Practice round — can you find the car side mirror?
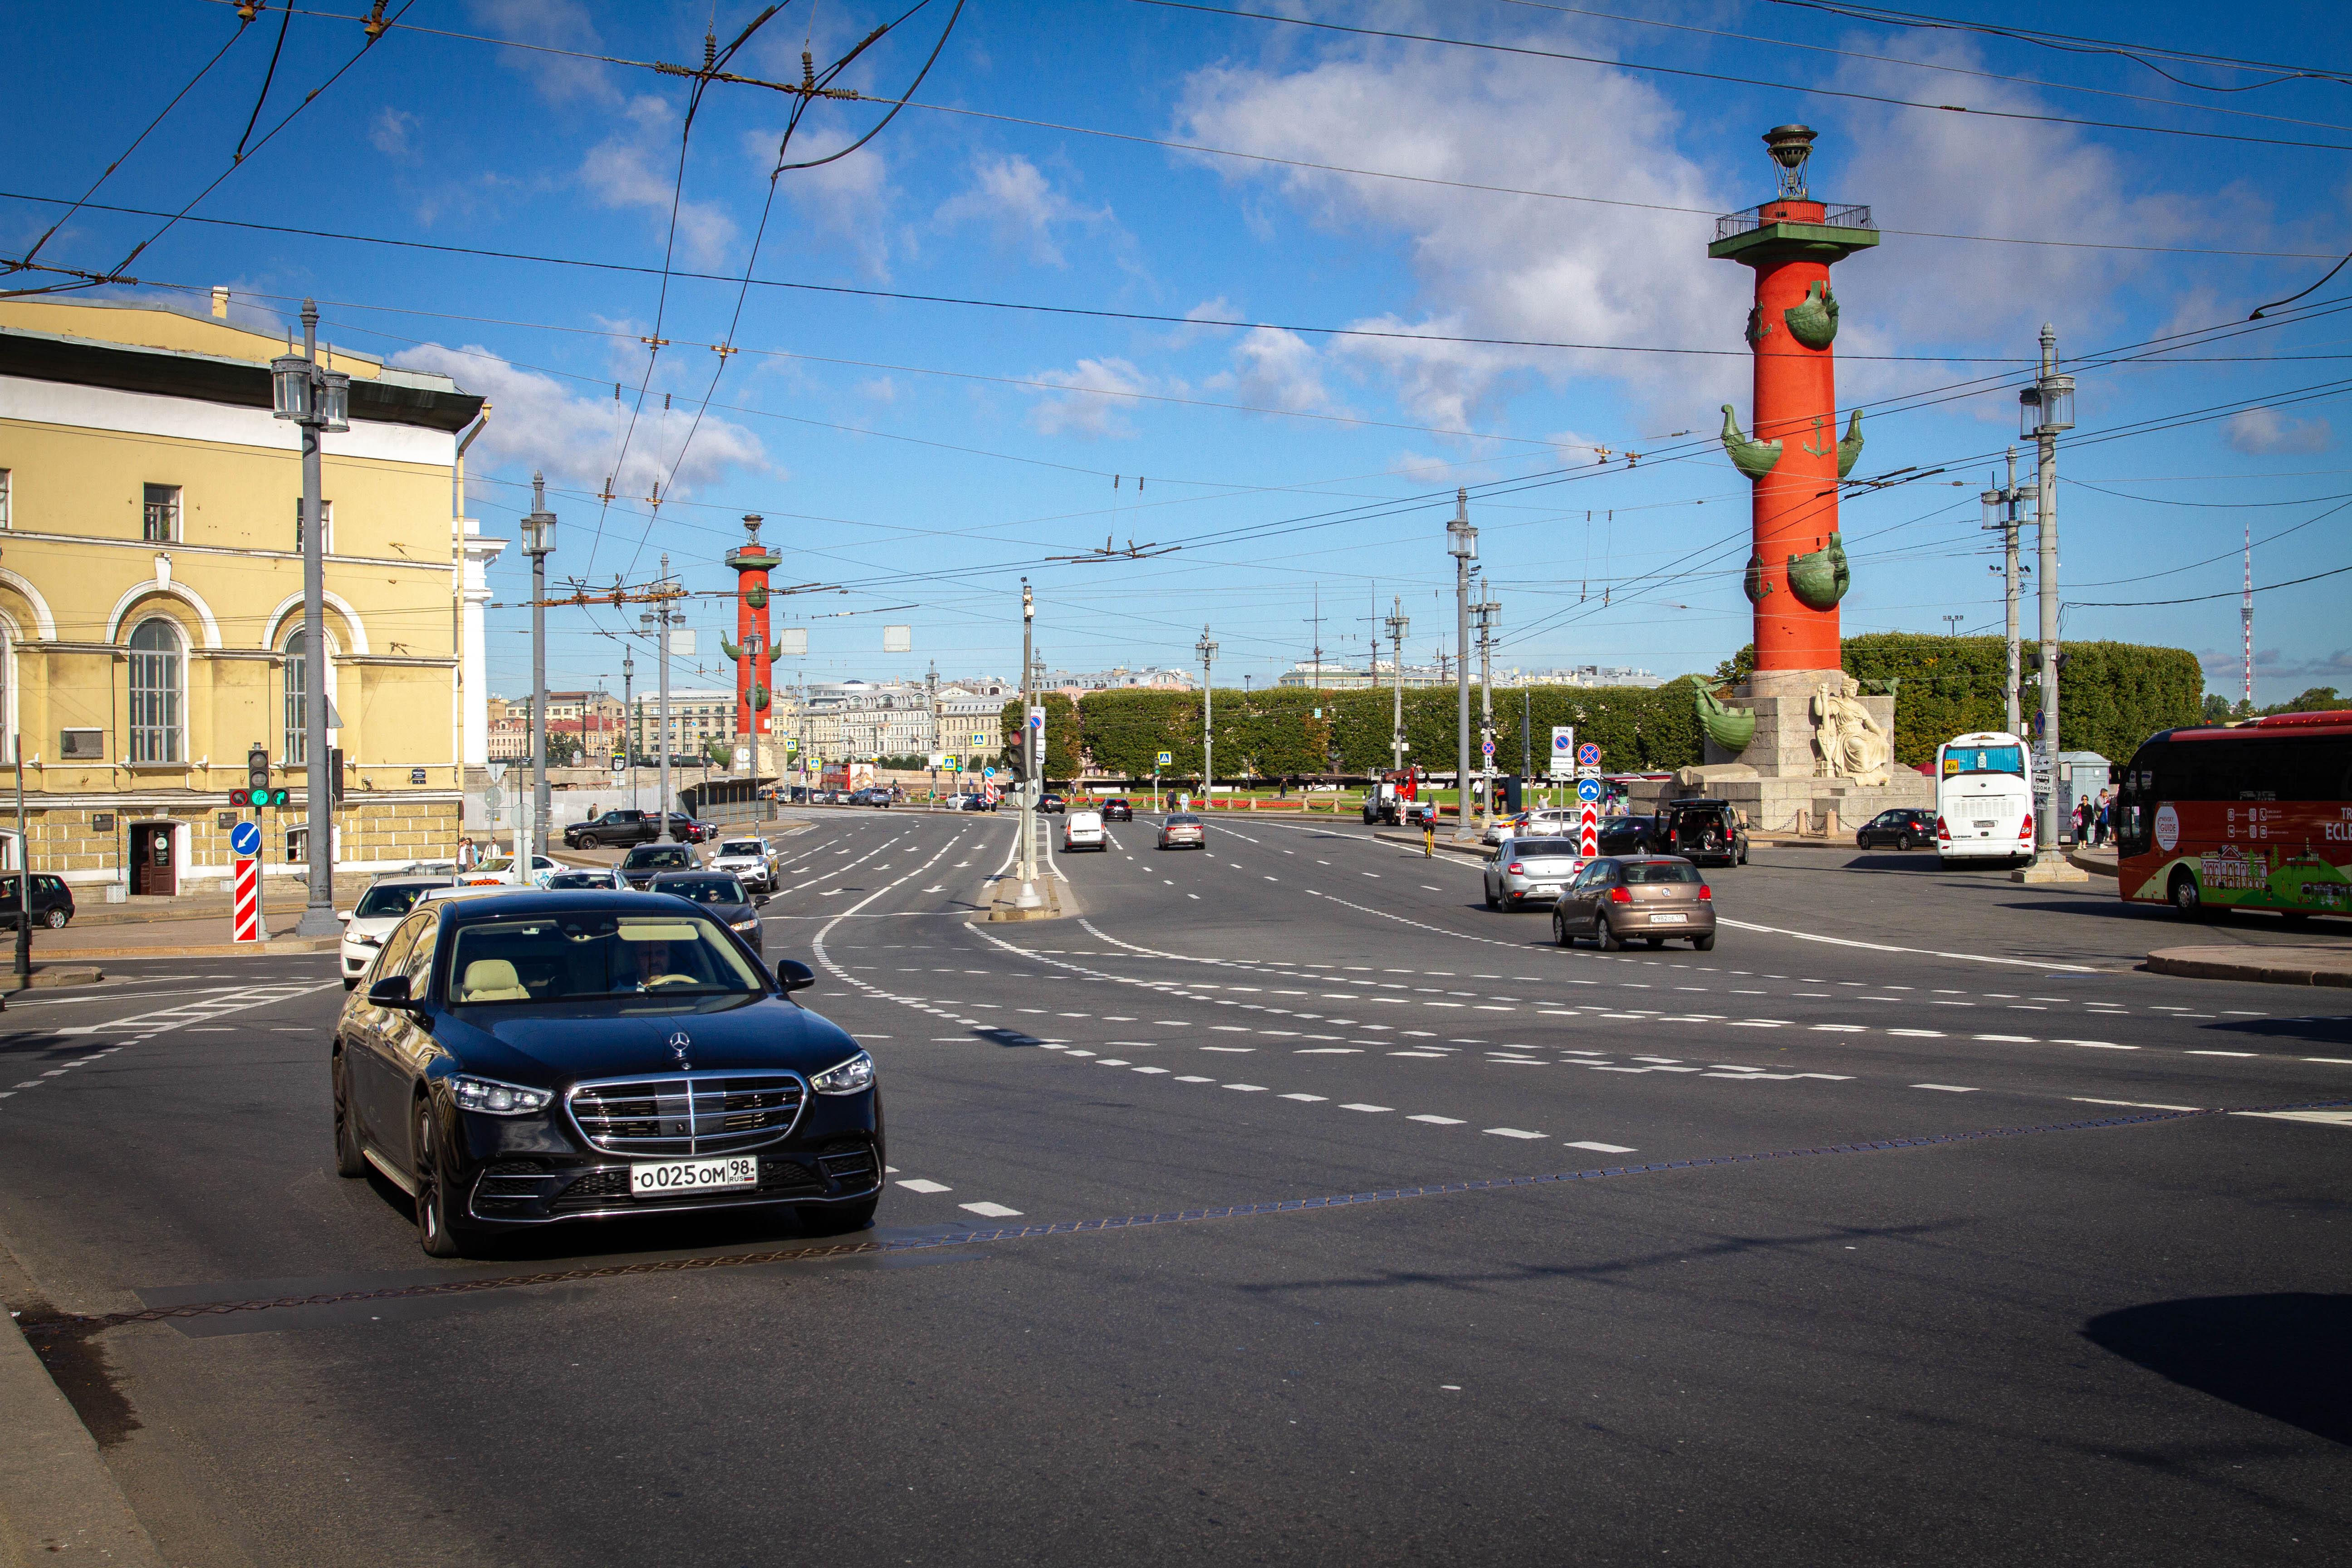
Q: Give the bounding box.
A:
[773,959,815,993]
[754,893,770,907]
[366,974,422,1012]
[337,909,352,922]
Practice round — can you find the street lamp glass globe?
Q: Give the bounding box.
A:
[318,371,351,432]
[269,355,313,421]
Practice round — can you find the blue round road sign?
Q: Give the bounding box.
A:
[230,821,261,857]
[1577,742,1602,768]
[982,767,996,780]
[1576,777,1602,803]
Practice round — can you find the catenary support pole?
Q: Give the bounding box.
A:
[1446,490,1477,840]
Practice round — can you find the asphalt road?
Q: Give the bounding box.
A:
[2,807,2347,1566]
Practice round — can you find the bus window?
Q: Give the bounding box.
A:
[1942,744,2024,777]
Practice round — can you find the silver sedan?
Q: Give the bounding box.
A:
[1482,835,1586,910]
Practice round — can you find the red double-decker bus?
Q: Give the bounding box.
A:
[2112,709,2352,921]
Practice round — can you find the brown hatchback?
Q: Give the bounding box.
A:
[1551,855,1716,951]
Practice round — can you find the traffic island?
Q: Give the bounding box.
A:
[0,965,107,997]
[2146,945,2352,988]
[985,873,1067,922]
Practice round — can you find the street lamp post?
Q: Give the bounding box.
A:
[1980,447,2028,739]
[269,299,351,937]
[640,554,676,844]
[1016,581,1039,904]
[521,473,555,869]
[1384,597,1410,777]
[622,649,637,808]
[1196,626,1218,804]
[2015,324,2082,884]
[1445,490,1478,840]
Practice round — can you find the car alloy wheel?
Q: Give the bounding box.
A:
[1597,915,1623,952]
[43,908,67,929]
[577,834,600,850]
[413,1101,467,1258]
[1897,832,1916,850]
[1553,911,1573,947]
[332,1054,366,1178]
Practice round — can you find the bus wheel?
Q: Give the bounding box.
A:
[2168,869,2209,921]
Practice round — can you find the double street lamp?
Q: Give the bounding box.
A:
[269,299,351,937]
[1196,626,1218,800]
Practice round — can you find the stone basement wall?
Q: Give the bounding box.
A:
[19,795,461,887]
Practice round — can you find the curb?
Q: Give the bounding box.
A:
[0,1312,165,1568]
[0,966,106,997]
[27,937,339,961]
[2145,945,2352,988]
[2067,847,2119,878]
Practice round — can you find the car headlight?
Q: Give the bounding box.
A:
[448,1074,553,1116]
[731,917,760,932]
[810,1050,875,1096]
[352,932,383,947]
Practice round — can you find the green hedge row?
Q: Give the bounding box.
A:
[1716,633,2203,764]
[1065,681,1707,780]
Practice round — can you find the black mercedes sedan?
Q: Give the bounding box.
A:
[332,889,882,1258]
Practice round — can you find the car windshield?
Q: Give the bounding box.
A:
[354,882,442,919]
[1512,839,1580,857]
[1625,860,1702,884]
[622,847,693,868]
[718,841,765,857]
[447,911,763,1004]
[1945,744,2025,777]
[657,875,748,906]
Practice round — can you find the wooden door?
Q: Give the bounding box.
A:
[132,824,176,896]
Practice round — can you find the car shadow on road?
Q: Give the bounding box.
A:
[2083,1294,2352,1447]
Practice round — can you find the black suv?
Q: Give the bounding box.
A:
[1856,808,1938,850]
[565,810,705,850]
[1656,799,1748,867]
[619,843,697,888]
[0,873,75,929]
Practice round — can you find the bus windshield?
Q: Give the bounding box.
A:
[1944,744,2024,777]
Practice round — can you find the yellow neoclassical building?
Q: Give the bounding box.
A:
[0,294,499,897]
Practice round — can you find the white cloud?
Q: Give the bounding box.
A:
[2225,406,2333,455]
[745,124,896,278]
[935,154,1112,267]
[579,97,736,267]
[1176,29,1744,433]
[466,0,619,104]
[369,107,418,158]
[389,343,768,499]
[1026,357,1166,438]
[1205,326,1342,415]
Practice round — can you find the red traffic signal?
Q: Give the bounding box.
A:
[229,789,250,807]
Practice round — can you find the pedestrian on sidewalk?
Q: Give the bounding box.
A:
[456,835,477,871]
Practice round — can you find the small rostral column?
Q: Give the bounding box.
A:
[1708,126,1876,682]
[723,513,782,769]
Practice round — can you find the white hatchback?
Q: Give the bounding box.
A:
[1062,809,1107,852]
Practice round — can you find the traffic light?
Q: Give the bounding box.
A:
[229,789,250,808]
[247,745,270,796]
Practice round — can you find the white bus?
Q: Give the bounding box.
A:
[1936,732,2036,865]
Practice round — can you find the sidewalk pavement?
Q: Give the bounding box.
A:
[0,1260,165,1568]
[2146,944,2352,988]
[20,916,337,960]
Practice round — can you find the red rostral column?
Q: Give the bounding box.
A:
[1708,126,1876,676]
[726,513,781,760]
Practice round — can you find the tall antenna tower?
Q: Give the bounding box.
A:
[2242,524,2254,708]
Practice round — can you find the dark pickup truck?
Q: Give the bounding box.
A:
[563,810,709,850]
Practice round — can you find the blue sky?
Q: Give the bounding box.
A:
[8,0,2351,704]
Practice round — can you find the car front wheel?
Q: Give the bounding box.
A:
[1553,911,1573,947]
[413,1101,470,1258]
[576,834,600,850]
[332,1054,366,1177]
[43,908,67,928]
[1857,833,1873,849]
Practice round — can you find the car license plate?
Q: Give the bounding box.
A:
[1650,912,1686,923]
[1973,820,1995,829]
[630,1156,758,1197]
[1531,883,1562,896]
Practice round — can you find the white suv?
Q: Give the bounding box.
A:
[707,837,777,891]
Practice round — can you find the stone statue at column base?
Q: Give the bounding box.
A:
[1814,673,1892,786]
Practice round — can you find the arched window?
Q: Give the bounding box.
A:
[282,629,309,765]
[127,618,182,764]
